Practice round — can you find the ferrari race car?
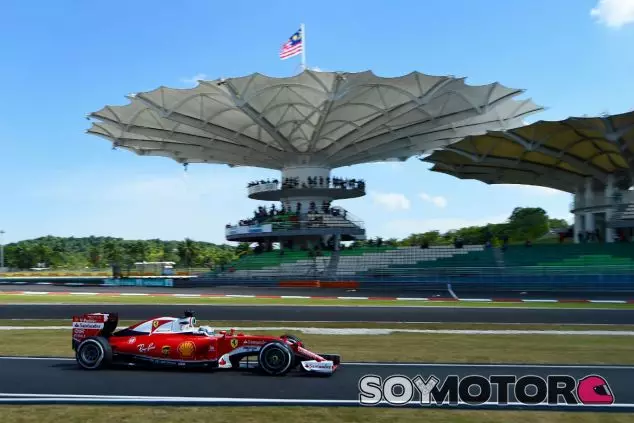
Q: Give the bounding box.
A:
[71,310,340,376]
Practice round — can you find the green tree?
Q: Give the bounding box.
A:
[507,207,549,241]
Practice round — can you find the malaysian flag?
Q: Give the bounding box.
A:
[279,28,303,60]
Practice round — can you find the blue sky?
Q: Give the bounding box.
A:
[0,0,633,244]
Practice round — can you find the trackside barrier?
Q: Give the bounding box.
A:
[103,278,174,287]
[185,267,634,294]
[278,280,320,288]
[277,280,361,289]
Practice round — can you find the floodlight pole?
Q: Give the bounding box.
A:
[301,23,306,71]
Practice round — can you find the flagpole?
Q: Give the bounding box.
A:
[300,23,306,71]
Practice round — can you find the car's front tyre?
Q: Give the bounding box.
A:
[258,341,294,376]
[75,337,112,370]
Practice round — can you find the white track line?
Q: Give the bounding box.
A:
[1,326,634,336]
[0,394,630,408]
[1,356,634,370]
[589,300,627,304]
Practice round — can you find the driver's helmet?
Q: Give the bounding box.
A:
[176,316,196,331]
[197,325,215,335]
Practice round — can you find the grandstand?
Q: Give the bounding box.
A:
[86,70,633,294]
[206,243,634,281]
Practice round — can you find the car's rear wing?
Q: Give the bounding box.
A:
[71,313,119,350]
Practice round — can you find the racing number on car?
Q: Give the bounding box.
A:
[230,338,239,349]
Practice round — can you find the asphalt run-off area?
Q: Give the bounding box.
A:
[2,290,634,412]
[2,303,634,325]
[2,282,634,302]
[0,357,630,411]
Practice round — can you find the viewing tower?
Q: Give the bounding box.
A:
[86,70,542,250]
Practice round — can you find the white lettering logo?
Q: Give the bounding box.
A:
[72,322,104,329]
[138,343,156,353]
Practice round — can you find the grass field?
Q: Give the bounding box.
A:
[1,320,632,364]
[3,319,634,331]
[2,321,632,421]
[1,292,633,309]
[0,406,632,423]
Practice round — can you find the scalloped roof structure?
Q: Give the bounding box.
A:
[422,110,634,193]
[86,70,543,169]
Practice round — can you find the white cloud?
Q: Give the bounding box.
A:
[419,192,448,208]
[180,73,208,85]
[590,0,634,28]
[380,214,510,239]
[369,191,411,211]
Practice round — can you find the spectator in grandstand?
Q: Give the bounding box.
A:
[248,176,365,191]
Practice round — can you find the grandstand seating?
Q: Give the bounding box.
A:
[610,203,634,227]
[208,242,634,280]
[216,245,489,278]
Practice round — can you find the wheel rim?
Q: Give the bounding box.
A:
[80,343,101,366]
[264,348,288,371]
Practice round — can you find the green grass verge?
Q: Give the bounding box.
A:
[2,324,633,364]
[1,293,633,309]
[1,406,632,423]
[3,319,634,331]
[0,407,632,423]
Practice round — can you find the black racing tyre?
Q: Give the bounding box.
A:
[75,337,112,370]
[258,341,294,376]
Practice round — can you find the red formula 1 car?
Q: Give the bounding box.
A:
[71,310,340,376]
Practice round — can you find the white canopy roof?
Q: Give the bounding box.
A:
[86,70,543,169]
[422,110,634,192]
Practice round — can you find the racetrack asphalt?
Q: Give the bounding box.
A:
[0,357,630,411]
[2,304,634,324]
[1,283,634,301]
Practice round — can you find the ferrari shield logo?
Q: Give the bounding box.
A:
[152,320,159,329]
[230,338,239,349]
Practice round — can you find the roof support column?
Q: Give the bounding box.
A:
[574,213,582,244]
[584,177,595,238]
[573,186,582,244]
[605,174,615,243]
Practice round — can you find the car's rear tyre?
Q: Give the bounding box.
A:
[258,341,294,376]
[76,337,112,370]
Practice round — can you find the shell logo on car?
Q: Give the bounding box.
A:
[177,341,196,359]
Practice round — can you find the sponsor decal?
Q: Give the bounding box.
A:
[230,338,239,349]
[161,345,170,357]
[208,346,215,353]
[138,343,156,353]
[152,320,159,329]
[358,373,615,407]
[72,322,104,329]
[244,339,267,345]
[177,341,196,359]
[128,337,136,345]
[304,361,333,369]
